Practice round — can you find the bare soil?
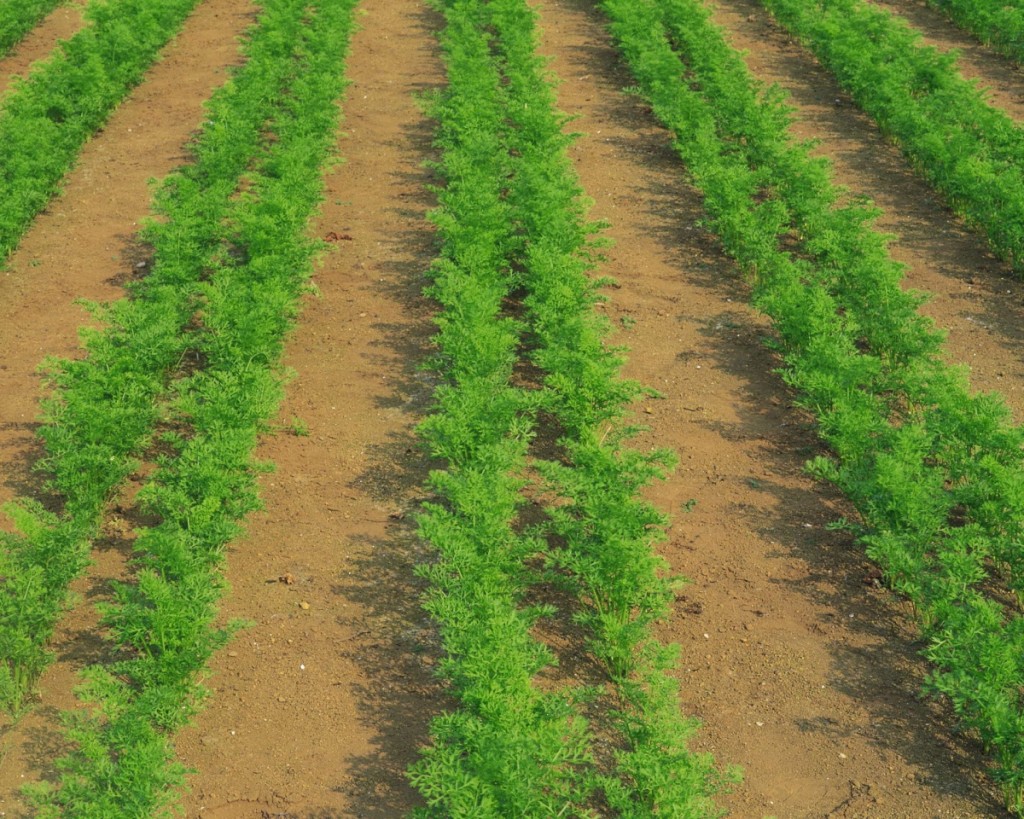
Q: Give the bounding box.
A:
[174,1,448,814]
[0,0,1022,816]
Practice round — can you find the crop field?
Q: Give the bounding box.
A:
[3,0,1024,816]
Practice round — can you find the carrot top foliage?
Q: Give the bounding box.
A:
[597,0,1024,810]
[409,0,733,814]
[0,0,206,266]
[2,0,359,813]
[0,0,64,58]
[758,0,1024,276]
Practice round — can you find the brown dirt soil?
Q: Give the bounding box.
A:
[0,0,1022,816]
[0,0,87,98]
[174,1,447,815]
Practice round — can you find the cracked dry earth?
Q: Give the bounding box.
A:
[1,0,1022,816]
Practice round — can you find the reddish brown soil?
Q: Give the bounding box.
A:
[0,0,1021,816]
[174,1,447,814]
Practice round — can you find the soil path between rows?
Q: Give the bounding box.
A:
[717,0,1024,425]
[534,0,1005,815]
[0,0,258,811]
[0,0,87,98]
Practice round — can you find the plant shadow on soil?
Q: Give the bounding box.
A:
[0,705,69,819]
[554,0,1007,812]
[329,288,439,809]
[106,233,158,291]
[0,421,53,514]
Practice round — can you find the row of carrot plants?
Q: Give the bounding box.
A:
[485,0,734,811]
[0,0,320,716]
[0,0,204,265]
[0,0,65,57]
[409,2,595,813]
[752,0,1024,275]
[410,0,729,814]
[596,0,1024,811]
[925,0,1024,65]
[3,0,358,813]
[36,0,357,811]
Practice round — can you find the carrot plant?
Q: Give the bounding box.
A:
[0,0,205,266]
[925,0,1024,63]
[597,0,1024,810]
[0,0,65,58]
[756,0,1024,275]
[480,0,733,812]
[408,3,597,814]
[409,0,733,813]
[0,0,329,716]
[27,0,359,813]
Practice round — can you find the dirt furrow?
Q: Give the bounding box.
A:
[530,0,1005,814]
[173,1,447,815]
[866,0,1024,121]
[706,0,1024,428]
[0,0,87,98]
[0,0,259,810]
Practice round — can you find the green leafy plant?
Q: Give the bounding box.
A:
[408,0,734,814]
[0,0,208,266]
[484,0,734,810]
[407,5,597,814]
[9,0,361,813]
[757,0,1024,275]
[0,0,332,716]
[0,0,65,59]
[925,0,1024,66]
